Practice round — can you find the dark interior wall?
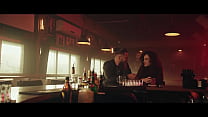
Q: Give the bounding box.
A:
[126,46,205,86]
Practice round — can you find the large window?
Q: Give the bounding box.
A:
[90,58,106,75]
[100,60,105,75]
[94,58,101,74]
[57,51,69,74]
[47,49,57,74]
[0,40,24,73]
[90,58,95,72]
[47,49,80,79]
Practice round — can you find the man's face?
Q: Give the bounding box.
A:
[124,52,128,61]
[118,54,125,62]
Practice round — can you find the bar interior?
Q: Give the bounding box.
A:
[0,14,208,103]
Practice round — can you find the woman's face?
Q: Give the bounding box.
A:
[143,54,151,67]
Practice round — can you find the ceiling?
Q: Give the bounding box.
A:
[86,14,208,48]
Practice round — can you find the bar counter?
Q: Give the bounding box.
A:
[9,85,208,103]
[96,85,208,103]
[10,85,64,103]
[137,85,208,103]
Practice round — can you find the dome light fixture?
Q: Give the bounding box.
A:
[164,32,180,36]
[77,15,91,46]
[164,15,181,37]
[77,34,91,45]
[101,48,112,52]
[101,39,112,52]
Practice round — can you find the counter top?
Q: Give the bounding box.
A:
[10,85,64,103]
[8,85,208,103]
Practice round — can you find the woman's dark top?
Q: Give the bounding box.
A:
[136,65,164,85]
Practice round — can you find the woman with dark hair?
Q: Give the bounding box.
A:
[135,50,164,86]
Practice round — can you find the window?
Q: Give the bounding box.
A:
[57,51,69,74]
[0,40,24,73]
[101,60,105,75]
[47,49,57,74]
[47,49,80,79]
[90,58,95,71]
[94,58,101,74]
[90,58,106,75]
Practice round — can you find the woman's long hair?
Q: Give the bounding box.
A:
[136,50,164,84]
[139,50,162,69]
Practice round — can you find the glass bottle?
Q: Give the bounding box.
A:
[83,67,87,82]
[72,64,75,74]
[87,70,91,84]
[61,77,72,103]
[89,70,98,93]
[99,73,104,91]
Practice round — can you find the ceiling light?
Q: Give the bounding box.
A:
[139,50,143,53]
[101,48,112,52]
[101,40,112,52]
[178,49,183,52]
[77,15,91,46]
[111,48,114,53]
[165,32,180,36]
[77,41,90,45]
[77,33,91,45]
[39,18,44,31]
[165,15,181,37]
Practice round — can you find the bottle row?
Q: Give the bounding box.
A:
[61,68,105,103]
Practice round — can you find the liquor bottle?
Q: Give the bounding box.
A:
[72,64,75,74]
[99,73,104,91]
[61,77,72,103]
[83,67,87,82]
[87,70,91,83]
[89,70,98,93]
